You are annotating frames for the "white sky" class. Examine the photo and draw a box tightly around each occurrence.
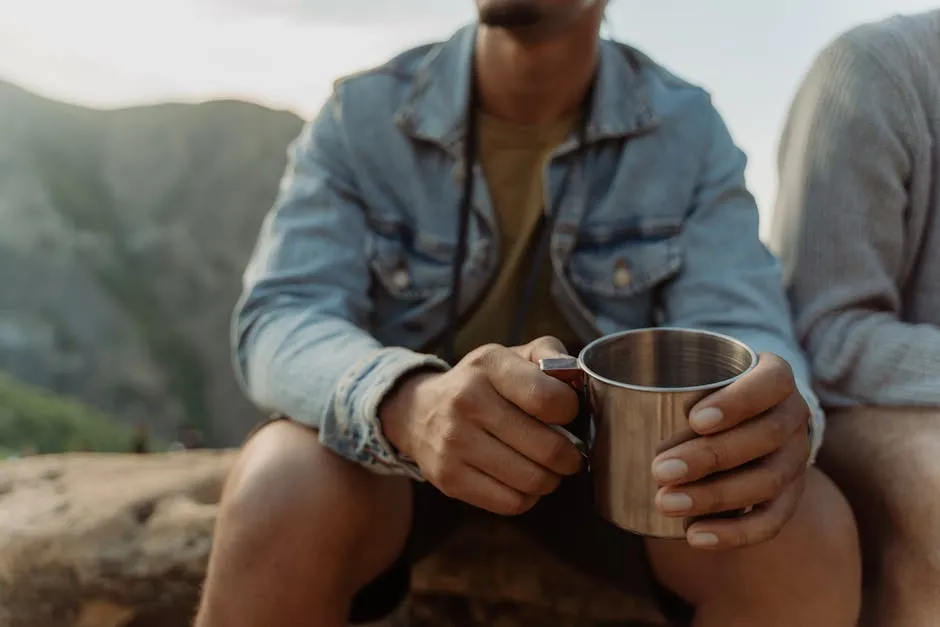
[0,0,934,233]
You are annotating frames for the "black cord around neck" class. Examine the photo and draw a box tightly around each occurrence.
[441,76,480,366]
[443,68,596,365]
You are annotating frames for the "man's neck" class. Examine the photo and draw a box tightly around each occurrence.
[474,11,602,126]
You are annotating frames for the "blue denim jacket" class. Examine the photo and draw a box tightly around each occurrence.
[234,25,823,478]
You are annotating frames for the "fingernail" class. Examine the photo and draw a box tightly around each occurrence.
[659,492,693,514]
[690,407,723,432]
[689,532,720,548]
[652,458,689,483]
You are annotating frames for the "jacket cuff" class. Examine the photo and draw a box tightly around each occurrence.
[320,346,449,480]
[797,384,825,466]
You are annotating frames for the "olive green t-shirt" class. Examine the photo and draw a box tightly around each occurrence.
[451,112,581,360]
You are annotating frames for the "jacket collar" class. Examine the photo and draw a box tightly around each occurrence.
[395,24,659,156]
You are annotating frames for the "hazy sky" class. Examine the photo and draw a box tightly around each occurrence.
[0,0,935,232]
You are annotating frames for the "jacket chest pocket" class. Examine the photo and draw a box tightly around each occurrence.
[365,222,495,339]
[367,229,454,303]
[566,218,683,328]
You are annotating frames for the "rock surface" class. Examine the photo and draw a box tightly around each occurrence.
[0,452,668,627]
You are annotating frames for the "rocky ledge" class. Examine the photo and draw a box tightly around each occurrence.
[0,451,667,627]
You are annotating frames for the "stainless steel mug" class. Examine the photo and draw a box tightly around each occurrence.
[540,327,757,539]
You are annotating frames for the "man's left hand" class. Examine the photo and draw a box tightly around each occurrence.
[651,353,811,550]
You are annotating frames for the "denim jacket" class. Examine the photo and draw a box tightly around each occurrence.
[234,25,824,479]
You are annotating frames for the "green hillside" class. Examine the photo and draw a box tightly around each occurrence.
[0,372,133,456]
[0,79,303,446]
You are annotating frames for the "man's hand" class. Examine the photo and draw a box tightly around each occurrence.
[380,337,583,516]
[651,353,811,550]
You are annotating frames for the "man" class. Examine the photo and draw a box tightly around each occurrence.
[197,2,860,626]
[772,10,940,627]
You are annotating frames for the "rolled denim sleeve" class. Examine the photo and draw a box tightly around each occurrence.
[233,92,447,478]
[659,96,824,462]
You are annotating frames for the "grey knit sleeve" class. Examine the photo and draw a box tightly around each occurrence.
[771,30,940,408]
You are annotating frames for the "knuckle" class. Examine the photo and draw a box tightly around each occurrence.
[466,343,503,368]
[729,523,753,548]
[760,466,789,500]
[450,389,474,413]
[729,503,787,549]
[764,413,789,445]
[764,526,785,544]
[786,443,810,480]
[541,473,562,494]
[721,497,789,548]
[525,468,558,495]
[450,375,485,413]
[432,463,459,497]
[759,514,787,544]
[525,380,556,417]
[796,430,812,456]
[502,492,537,516]
[770,359,796,391]
[792,402,812,433]
[542,434,577,472]
[436,421,464,456]
[531,335,565,354]
[489,406,510,434]
[699,437,729,473]
[516,469,541,495]
[706,485,728,513]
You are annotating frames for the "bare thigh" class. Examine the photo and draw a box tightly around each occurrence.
[819,407,940,625]
[196,420,413,627]
[646,467,861,627]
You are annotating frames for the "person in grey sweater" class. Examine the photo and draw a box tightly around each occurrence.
[772,10,940,627]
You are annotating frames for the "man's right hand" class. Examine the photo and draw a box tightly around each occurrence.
[379,337,583,516]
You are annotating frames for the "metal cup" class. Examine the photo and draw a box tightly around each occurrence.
[540,327,757,539]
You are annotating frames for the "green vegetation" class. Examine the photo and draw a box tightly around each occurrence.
[96,260,210,437]
[29,123,113,233]
[25,128,211,439]
[0,372,132,455]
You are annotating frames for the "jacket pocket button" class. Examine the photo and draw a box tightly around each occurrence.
[391,266,411,291]
[613,259,632,289]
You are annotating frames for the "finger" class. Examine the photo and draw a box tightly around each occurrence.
[683,474,806,551]
[433,462,538,517]
[460,425,563,496]
[511,336,570,363]
[652,393,810,486]
[688,353,798,436]
[467,343,579,426]
[655,435,809,518]
[469,383,583,476]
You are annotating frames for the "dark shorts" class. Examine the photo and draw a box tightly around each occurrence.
[252,413,693,626]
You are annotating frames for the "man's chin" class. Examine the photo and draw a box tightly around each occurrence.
[478,1,546,29]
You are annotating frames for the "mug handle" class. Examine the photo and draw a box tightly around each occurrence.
[539,357,591,461]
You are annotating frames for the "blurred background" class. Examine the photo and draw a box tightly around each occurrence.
[0,0,933,456]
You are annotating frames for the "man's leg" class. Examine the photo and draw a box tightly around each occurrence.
[194,420,413,627]
[647,467,861,627]
[817,407,940,627]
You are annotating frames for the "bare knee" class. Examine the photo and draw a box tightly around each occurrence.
[795,469,863,595]
[203,420,412,618]
[821,413,940,609]
[649,468,861,625]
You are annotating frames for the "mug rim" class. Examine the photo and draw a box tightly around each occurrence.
[577,327,759,393]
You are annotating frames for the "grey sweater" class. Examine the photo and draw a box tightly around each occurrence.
[771,10,940,409]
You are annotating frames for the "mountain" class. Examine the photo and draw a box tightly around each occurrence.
[0,80,305,445]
